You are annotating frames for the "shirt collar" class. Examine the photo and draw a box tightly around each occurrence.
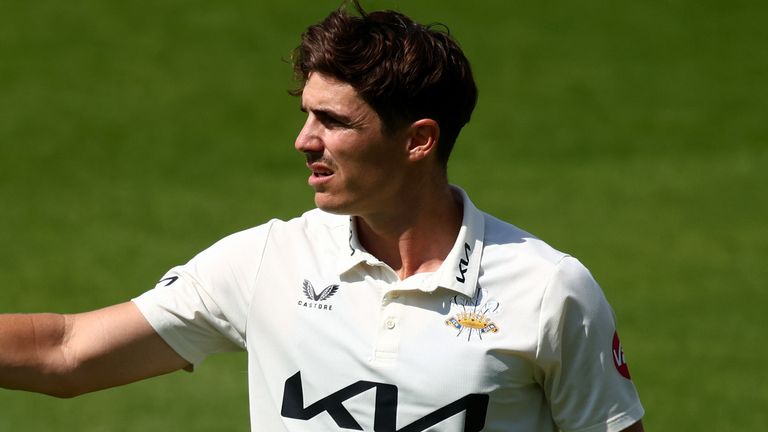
[335,216,377,273]
[335,186,485,298]
[430,186,485,297]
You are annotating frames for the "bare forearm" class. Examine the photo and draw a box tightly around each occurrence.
[60,303,191,395]
[1,303,190,398]
[0,313,73,397]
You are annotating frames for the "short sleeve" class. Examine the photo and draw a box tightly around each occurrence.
[132,223,273,367]
[536,257,644,432]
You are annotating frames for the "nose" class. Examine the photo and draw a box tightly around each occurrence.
[294,115,323,154]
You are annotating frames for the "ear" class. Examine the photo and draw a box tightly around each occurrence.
[406,119,440,162]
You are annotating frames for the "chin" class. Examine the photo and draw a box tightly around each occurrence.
[314,194,354,215]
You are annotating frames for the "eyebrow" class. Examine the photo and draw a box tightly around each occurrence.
[300,105,356,126]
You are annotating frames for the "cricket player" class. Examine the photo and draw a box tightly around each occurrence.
[1,2,644,430]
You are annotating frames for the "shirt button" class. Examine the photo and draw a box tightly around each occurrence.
[385,319,396,330]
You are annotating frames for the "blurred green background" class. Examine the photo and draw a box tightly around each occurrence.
[1,0,765,430]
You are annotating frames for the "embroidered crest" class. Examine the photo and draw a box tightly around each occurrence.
[297,279,339,311]
[302,279,339,301]
[445,289,500,340]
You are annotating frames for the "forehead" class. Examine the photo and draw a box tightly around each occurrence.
[301,73,368,112]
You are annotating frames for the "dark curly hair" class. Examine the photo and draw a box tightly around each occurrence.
[291,0,478,166]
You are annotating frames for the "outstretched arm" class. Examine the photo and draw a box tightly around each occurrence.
[0,301,190,398]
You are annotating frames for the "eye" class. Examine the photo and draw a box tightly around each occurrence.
[317,112,346,128]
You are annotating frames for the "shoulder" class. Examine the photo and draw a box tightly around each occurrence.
[481,212,570,273]
[261,208,349,246]
[212,208,347,246]
[189,208,348,265]
[479,213,603,307]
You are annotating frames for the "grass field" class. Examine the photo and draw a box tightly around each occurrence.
[1,0,766,430]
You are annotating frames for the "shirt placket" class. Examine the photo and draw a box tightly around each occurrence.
[373,286,404,365]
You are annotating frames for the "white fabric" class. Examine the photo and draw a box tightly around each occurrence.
[133,188,643,431]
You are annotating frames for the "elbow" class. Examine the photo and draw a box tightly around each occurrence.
[45,387,83,399]
[37,361,91,399]
[44,376,95,399]
[37,372,88,399]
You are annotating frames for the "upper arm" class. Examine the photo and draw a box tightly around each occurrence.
[537,257,644,430]
[61,301,190,396]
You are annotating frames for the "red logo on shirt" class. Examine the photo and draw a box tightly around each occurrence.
[612,331,631,379]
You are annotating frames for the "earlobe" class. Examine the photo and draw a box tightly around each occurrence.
[407,119,440,162]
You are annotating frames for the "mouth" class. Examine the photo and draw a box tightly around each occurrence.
[307,161,335,186]
[311,167,334,177]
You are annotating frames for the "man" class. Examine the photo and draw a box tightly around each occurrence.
[0,2,644,431]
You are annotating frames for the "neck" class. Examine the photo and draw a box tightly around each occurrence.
[355,184,463,280]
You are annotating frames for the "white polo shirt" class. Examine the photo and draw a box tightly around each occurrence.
[133,188,644,431]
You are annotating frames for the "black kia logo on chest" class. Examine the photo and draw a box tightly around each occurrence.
[281,371,489,431]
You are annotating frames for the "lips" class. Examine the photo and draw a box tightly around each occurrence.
[308,162,334,176]
[307,162,335,186]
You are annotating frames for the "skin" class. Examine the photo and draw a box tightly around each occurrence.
[1,70,644,430]
[295,72,644,431]
[296,72,462,279]
[0,302,189,398]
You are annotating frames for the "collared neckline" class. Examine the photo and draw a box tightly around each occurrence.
[335,186,485,298]
[334,215,381,273]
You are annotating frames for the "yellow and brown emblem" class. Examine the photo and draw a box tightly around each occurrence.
[445,291,500,340]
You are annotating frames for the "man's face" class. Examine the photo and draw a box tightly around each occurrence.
[295,73,409,215]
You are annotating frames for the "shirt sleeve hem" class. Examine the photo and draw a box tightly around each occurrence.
[131,297,207,369]
[566,402,645,432]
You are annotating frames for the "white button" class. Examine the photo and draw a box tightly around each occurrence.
[385,319,396,329]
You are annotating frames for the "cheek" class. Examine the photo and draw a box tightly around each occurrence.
[362,138,404,166]
[331,134,406,181]
[349,149,399,180]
